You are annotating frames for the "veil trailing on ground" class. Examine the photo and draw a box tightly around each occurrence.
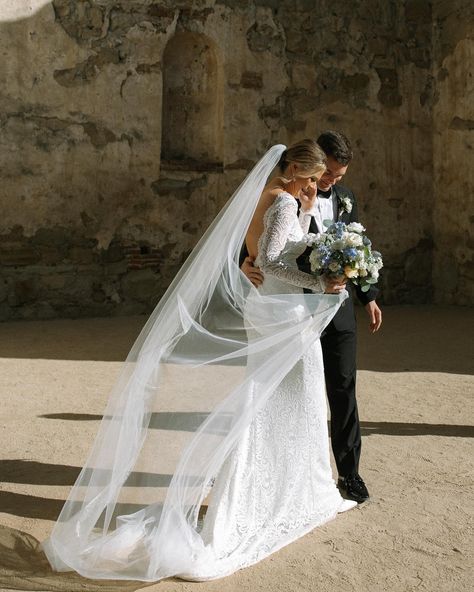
[43,144,346,581]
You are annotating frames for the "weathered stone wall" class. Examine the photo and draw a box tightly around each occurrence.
[432,0,474,305]
[0,0,472,320]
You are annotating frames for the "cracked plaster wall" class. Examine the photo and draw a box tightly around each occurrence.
[0,0,472,319]
[432,0,474,305]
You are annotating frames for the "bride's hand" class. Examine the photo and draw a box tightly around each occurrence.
[298,183,317,211]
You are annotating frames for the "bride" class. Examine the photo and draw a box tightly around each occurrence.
[43,140,356,582]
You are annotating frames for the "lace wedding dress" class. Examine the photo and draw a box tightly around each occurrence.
[44,146,352,582]
[182,192,355,580]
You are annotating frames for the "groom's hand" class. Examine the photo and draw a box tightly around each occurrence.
[325,274,348,287]
[241,256,264,288]
[323,274,347,294]
[365,300,382,333]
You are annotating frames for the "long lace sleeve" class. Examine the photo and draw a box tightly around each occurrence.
[258,195,325,293]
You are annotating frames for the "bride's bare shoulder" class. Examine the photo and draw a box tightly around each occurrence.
[261,177,291,206]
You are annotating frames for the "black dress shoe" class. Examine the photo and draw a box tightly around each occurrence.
[338,473,370,503]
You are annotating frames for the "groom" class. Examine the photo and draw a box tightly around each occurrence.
[241,131,382,503]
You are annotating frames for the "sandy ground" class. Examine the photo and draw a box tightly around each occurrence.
[0,305,473,592]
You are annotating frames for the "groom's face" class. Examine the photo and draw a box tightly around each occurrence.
[318,156,348,192]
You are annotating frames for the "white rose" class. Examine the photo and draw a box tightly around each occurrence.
[345,232,363,247]
[329,261,340,272]
[346,222,365,234]
[330,239,346,250]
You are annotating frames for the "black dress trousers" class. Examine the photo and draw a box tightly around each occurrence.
[320,310,361,477]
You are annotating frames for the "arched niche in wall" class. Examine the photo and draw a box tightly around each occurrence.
[161,32,223,171]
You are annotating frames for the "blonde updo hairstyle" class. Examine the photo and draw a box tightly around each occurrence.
[278,138,327,183]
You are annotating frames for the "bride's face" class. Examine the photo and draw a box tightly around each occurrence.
[290,165,323,197]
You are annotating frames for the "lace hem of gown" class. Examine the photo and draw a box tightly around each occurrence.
[179,503,343,581]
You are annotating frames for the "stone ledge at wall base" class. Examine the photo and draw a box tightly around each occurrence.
[0,288,165,322]
[0,223,190,320]
[0,268,178,321]
[0,274,433,323]
[0,230,458,319]
[0,268,469,321]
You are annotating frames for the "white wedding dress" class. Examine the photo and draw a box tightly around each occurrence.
[44,146,353,583]
[182,192,354,580]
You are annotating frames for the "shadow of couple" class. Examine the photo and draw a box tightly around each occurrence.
[0,524,156,592]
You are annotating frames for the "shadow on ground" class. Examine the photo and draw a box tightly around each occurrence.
[0,524,150,592]
[38,412,474,437]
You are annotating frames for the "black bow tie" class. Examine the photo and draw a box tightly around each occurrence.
[317,190,332,199]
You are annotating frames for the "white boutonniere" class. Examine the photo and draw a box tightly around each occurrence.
[338,194,353,215]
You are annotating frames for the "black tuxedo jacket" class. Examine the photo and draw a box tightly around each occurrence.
[296,184,378,332]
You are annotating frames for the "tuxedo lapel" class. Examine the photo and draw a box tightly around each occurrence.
[334,185,343,222]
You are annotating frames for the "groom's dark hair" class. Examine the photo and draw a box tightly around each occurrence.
[317,131,353,166]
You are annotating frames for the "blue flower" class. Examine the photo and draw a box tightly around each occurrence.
[321,255,331,266]
[343,247,358,260]
[316,244,330,257]
[328,221,346,239]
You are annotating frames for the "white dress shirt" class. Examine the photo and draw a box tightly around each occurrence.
[299,189,338,234]
[313,188,338,233]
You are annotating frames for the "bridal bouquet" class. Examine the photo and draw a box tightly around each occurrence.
[309,221,383,292]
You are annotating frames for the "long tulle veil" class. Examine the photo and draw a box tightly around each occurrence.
[43,144,346,580]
